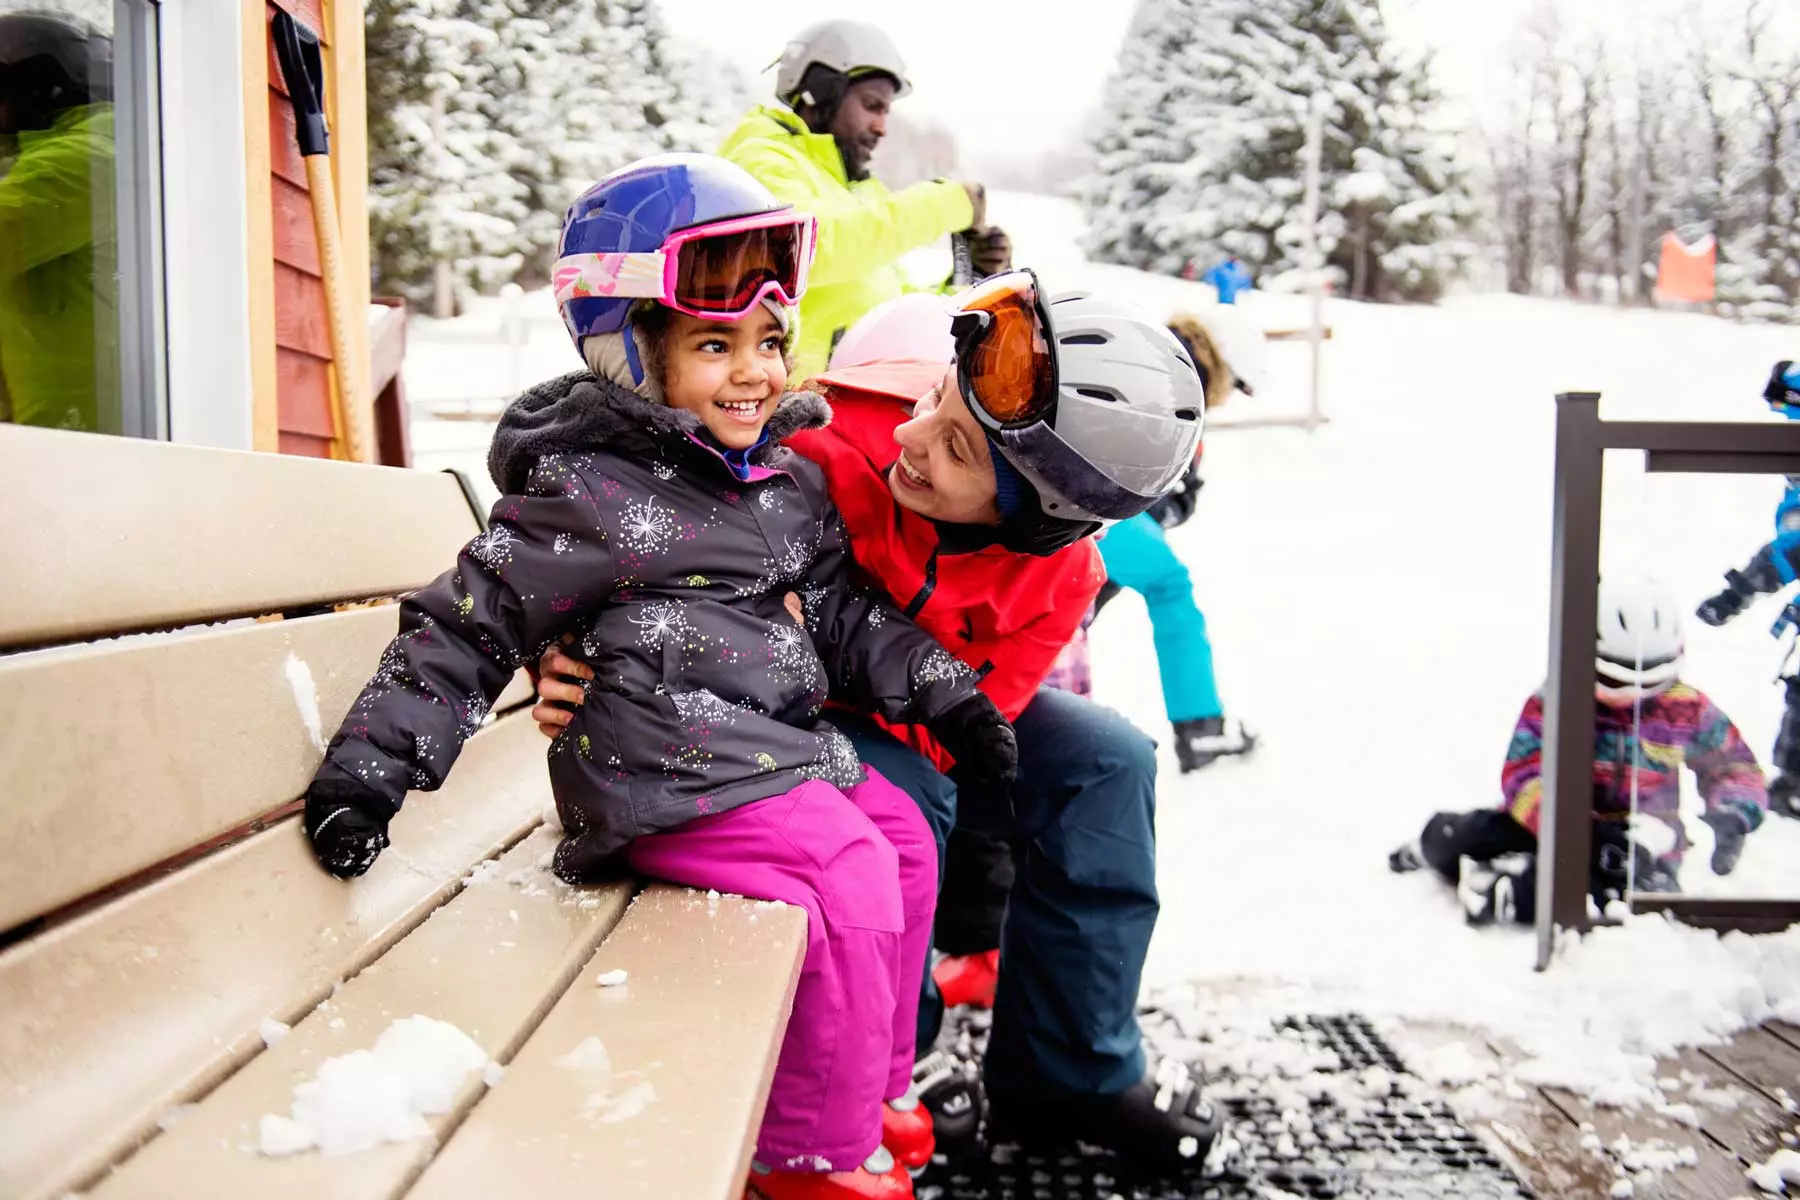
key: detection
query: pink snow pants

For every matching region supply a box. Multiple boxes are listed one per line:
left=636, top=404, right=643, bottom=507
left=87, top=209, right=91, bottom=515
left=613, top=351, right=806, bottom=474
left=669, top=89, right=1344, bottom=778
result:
left=624, top=768, right=937, bottom=1171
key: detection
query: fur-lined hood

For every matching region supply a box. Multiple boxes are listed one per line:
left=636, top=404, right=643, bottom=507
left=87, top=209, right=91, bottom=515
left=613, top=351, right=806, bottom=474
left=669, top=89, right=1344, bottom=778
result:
left=1165, top=312, right=1236, bottom=410
left=488, top=369, right=830, bottom=496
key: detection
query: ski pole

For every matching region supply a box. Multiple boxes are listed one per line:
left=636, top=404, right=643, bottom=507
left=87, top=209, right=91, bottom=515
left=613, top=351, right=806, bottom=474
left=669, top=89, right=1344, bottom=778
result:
left=950, top=232, right=975, bottom=288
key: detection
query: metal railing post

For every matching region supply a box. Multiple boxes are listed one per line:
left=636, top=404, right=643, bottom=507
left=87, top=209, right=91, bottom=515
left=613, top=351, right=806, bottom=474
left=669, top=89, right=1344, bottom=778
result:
left=1537, top=392, right=1606, bottom=970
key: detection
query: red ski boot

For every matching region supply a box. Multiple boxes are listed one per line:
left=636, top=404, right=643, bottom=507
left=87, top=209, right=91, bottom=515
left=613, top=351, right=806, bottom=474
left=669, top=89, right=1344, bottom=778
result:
left=932, top=949, right=999, bottom=1010
left=743, top=1147, right=913, bottom=1199
left=881, top=1093, right=936, bottom=1172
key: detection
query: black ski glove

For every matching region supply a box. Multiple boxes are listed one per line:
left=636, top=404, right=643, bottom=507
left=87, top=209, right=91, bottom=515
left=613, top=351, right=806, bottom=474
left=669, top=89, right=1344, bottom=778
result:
left=1149, top=461, right=1203, bottom=530
left=304, top=779, right=393, bottom=879
left=1697, top=557, right=1782, bottom=626
left=1702, top=810, right=1749, bottom=876
left=969, top=226, right=1013, bottom=277
left=1696, top=578, right=1753, bottom=627
left=928, top=693, right=1019, bottom=833
left=1766, top=360, right=1799, bottom=409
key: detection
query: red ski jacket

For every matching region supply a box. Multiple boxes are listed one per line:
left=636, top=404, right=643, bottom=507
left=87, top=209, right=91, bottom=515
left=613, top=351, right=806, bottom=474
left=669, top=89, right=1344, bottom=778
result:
left=788, top=358, right=1106, bottom=772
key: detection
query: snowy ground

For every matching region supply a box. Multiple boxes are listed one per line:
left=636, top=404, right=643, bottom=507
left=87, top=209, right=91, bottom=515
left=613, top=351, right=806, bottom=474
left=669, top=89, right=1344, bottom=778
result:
left=405, top=191, right=1800, bottom=1121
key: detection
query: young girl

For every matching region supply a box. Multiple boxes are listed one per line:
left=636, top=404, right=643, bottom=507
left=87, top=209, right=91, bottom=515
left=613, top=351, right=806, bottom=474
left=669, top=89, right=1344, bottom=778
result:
left=301, top=154, right=1017, bottom=1200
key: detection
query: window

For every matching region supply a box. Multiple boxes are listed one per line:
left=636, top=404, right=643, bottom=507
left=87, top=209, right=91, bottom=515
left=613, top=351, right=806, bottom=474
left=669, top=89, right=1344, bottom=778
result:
left=0, top=0, right=164, bottom=438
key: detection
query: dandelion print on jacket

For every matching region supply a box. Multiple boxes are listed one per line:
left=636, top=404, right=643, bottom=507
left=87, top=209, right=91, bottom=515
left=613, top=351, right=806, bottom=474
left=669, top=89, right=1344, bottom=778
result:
left=309, top=371, right=982, bottom=881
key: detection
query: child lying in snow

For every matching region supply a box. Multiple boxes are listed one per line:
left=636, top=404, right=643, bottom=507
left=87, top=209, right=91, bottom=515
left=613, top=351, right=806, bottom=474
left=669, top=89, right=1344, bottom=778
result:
left=1389, top=576, right=1767, bottom=924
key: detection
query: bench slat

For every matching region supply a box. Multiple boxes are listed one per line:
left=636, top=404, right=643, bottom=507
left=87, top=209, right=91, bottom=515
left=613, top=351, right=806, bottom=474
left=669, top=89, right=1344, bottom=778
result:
left=3, top=608, right=376, bottom=930
left=0, top=424, right=482, bottom=650
left=0, top=712, right=550, bottom=1200
left=0, top=609, right=539, bottom=932
left=407, top=886, right=805, bottom=1200
left=89, top=829, right=631, bottom=1200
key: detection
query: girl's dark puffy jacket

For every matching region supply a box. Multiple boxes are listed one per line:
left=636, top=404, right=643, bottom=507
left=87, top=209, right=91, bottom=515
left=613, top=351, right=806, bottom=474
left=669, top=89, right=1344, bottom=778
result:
left=308, top=371, right=981, bottom=880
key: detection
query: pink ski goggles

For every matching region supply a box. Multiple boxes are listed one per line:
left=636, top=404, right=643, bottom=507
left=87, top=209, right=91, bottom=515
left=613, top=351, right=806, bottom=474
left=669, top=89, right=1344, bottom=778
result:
left=553, top=209, right=818, bottom=322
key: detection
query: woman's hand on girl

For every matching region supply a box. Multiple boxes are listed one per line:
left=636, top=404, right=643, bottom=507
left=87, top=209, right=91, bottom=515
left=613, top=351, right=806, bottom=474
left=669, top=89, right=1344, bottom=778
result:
left=534, top=642, right=593, bottom=738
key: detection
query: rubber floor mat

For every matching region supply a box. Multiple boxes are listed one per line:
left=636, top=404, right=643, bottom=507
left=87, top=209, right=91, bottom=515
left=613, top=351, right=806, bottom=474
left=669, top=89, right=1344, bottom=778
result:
left=916, top=1009, right=1532, bottom=1200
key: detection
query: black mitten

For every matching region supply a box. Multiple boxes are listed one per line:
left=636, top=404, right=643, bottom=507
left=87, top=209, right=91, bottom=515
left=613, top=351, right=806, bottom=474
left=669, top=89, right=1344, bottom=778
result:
left=928, top=693, right=1019, bottom=832
left=304, top=779, right=393, bottom=879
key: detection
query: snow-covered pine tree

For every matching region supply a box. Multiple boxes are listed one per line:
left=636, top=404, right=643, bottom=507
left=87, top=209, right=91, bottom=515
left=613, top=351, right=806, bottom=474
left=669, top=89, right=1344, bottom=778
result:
left=1083, top=0, right=1200, bottom=273
left=366, top=0, right=524, bottom=306
left=487, top=0, right=739, bottom=284
left=1085, top=0, right=1474, bottom=302
left=367, top=0, right=752, bottom=301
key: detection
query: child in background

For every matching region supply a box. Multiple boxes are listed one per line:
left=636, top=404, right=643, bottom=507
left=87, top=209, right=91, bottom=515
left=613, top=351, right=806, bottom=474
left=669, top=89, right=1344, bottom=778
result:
left=300, top=155, right=1018, bottom=1200
left=1390, top=576, right=1767, bottom=924
left=1088, top=308, right=1263, bottom=772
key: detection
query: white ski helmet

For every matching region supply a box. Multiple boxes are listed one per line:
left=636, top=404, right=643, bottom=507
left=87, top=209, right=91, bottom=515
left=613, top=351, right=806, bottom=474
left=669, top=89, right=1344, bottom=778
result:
left=1594, top=576, right=1684, bottom=704
left=986, top=289, right=1206, bottom=546
left=773, top=19, right=912, bottom=105
left=829, top=292, right=955, bottom=369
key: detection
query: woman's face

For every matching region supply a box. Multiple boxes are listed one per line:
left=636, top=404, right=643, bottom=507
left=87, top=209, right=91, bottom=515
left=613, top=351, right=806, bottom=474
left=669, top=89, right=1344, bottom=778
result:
left=888, top=364, right=1003, bottom=526
left=658, top=308, right=788, bottom=451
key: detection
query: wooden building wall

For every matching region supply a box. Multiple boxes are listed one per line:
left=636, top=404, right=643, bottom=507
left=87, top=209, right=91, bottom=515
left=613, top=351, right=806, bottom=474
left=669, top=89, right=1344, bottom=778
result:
left=242, top=0, right=371, bottom=458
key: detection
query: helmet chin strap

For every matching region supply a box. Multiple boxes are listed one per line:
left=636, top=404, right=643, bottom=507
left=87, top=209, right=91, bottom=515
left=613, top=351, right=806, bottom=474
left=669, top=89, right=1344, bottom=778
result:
left=622, top=316, right=647, bottom=386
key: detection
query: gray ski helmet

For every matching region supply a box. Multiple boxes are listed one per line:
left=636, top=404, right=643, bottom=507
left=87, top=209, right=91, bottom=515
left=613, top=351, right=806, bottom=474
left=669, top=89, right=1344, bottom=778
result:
left=773, top=19, right=912, bottom=104
left=988, top=290, right=1205, bottom=528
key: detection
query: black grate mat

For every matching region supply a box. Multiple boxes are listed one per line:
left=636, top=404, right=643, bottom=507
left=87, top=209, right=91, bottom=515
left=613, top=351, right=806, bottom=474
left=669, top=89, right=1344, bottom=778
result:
left=915, top=1009, right=1533, bottom=1200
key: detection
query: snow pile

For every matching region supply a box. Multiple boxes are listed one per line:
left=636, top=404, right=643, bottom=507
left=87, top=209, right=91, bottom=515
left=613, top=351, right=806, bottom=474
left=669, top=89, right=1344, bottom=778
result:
left=1749, top=1147, right=1800, bottom=1193
left=1152, top=914, right=1800, bottom=1110
left=258, top=1016, right=492, bottom=1156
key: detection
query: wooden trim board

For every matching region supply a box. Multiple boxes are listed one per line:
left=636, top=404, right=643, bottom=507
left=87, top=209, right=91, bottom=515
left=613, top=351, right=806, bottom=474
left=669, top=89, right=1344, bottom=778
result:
left=242, top=0, right=279, bottom=454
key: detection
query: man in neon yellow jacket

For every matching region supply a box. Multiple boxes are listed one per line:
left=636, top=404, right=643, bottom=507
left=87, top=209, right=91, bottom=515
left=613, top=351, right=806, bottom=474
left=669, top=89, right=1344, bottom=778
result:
left=0, top=15, right=117, bottom=433
left=719, top=19, right=1011, bottom=379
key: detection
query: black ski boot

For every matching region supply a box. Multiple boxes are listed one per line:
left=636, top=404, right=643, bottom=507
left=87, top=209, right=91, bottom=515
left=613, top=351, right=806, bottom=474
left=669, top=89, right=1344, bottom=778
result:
left=1457, top=853, right=1533, bottom=925
left=912, top=1047, right=984, bottom=1155
left=1172, top=716, right=1256, bottom=774
left=1772, top=773, right=1800, bottom=820
left=987, top=1058, right=1225, bottom=1173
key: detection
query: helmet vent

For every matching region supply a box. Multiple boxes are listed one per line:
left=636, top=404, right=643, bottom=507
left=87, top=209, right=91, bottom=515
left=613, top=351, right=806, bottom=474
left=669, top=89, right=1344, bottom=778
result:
left=1061, top=333, right=1109, bottom=346
left=1174, top=408, right=1201, bottom=422
left=1075, top=387, right=1123, bottom=403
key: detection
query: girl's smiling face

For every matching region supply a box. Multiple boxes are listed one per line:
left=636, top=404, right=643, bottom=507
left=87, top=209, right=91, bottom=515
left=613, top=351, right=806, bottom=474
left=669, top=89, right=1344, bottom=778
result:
left=887, top=364, right=1004, bottom=526
left=657, top=307, right=788, bottom=451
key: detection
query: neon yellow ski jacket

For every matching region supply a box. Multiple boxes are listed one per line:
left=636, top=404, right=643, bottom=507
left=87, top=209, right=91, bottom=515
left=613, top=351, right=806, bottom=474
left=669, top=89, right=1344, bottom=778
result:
left=718, top=104, right=973, bottom=380
left=0, top=104, right=117, bottom=432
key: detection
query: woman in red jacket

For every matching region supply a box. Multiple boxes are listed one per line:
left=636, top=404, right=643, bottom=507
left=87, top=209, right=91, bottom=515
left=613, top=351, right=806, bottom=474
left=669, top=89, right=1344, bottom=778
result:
left=537, top=273, right=1222, bottom=1173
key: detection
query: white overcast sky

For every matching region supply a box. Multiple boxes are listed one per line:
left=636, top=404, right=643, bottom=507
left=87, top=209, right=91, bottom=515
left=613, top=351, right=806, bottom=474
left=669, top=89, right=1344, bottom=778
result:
left=662, top=0, right=1789, bottom=161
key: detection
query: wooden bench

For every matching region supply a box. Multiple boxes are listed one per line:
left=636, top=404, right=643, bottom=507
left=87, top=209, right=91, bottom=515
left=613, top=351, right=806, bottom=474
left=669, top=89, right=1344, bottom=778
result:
left=0, top=424, right=805, bottom=1200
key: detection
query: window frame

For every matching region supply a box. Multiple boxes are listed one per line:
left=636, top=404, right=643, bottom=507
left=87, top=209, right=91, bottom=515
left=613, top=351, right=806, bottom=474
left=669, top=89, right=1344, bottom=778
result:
left=155, top=0, right=254, bottom=450
left=112, top=0, right=166, bottom=440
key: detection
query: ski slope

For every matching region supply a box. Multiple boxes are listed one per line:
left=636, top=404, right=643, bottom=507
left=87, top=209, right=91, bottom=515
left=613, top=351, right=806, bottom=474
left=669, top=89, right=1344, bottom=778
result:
left=406, top=190, right=1800, bottom=1112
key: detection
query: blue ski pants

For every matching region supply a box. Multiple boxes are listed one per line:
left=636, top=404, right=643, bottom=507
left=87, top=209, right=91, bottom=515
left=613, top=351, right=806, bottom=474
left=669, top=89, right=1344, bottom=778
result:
left=837, top=687, right=1159, bottom=1095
